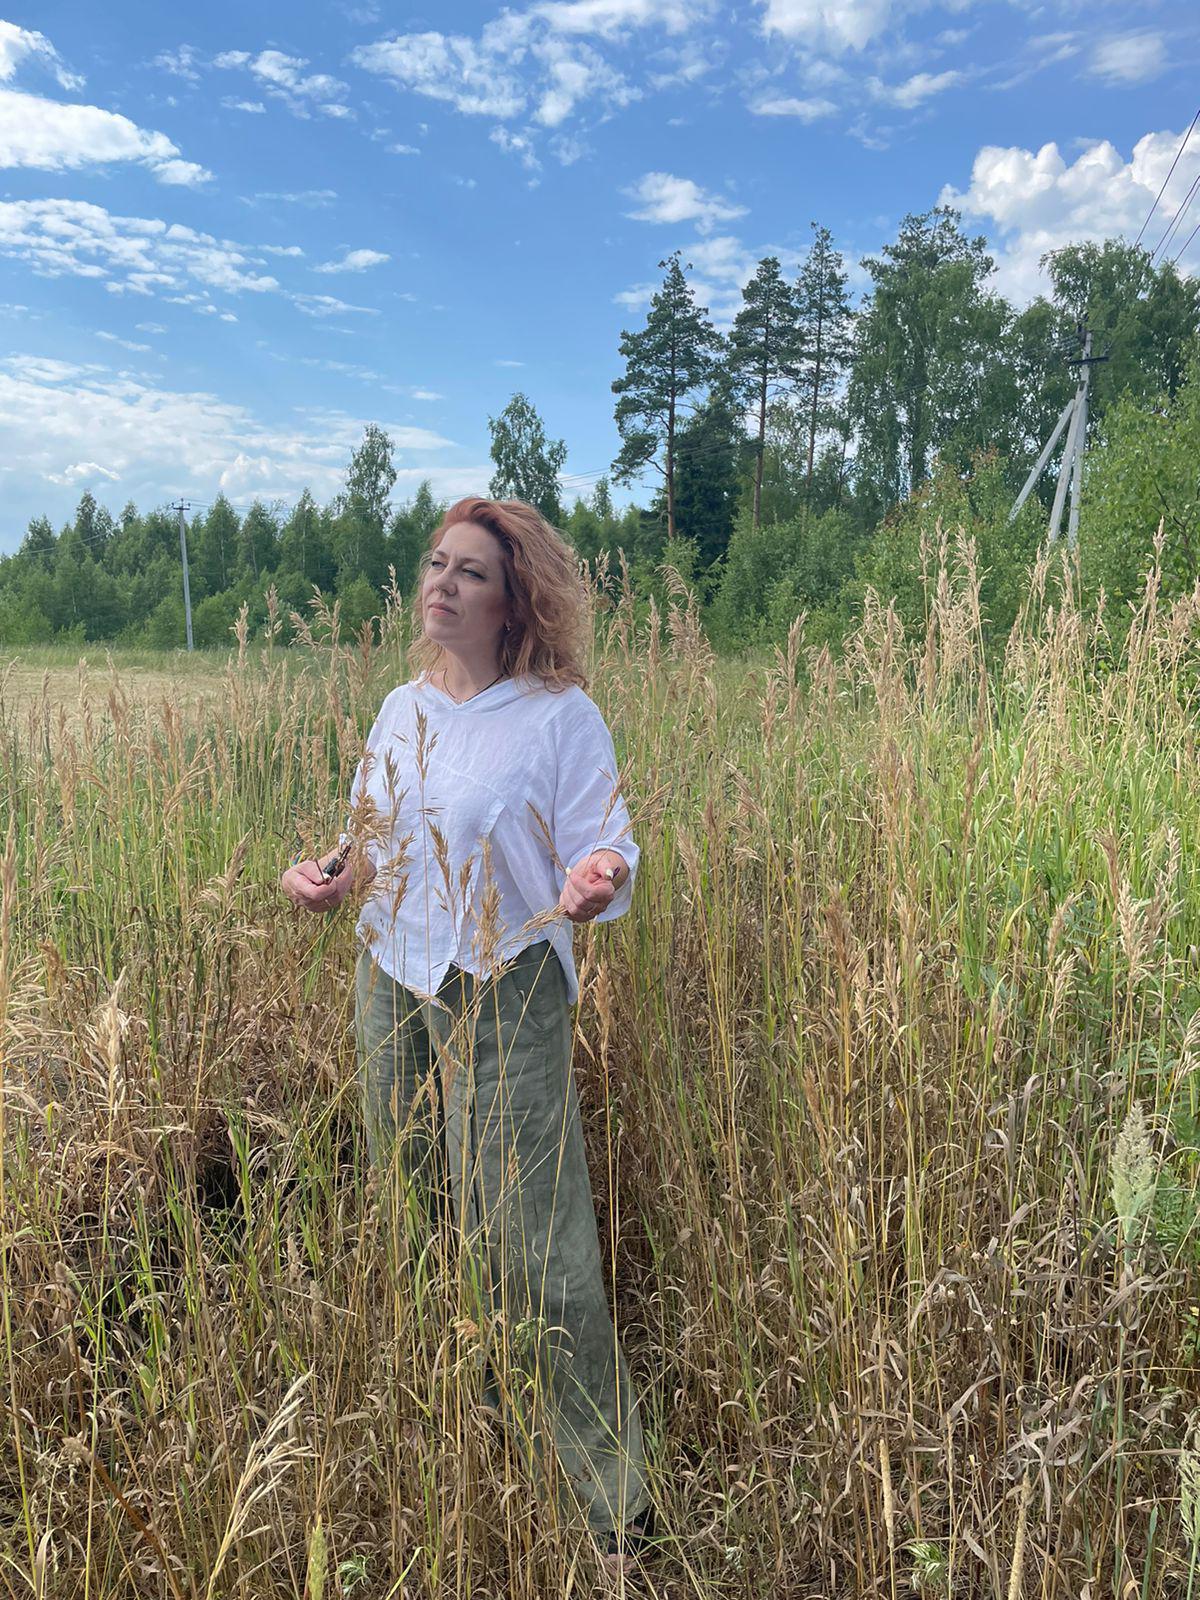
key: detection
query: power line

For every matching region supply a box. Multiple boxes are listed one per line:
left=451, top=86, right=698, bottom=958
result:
left=1172, top=213, right=1200, bottom=267
left=1134, top=108, right=1200, bottom=249
left=1151, top=168, right=1200, bottom=264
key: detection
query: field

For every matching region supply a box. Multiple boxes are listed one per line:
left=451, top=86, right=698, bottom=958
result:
left=3, top=541, right=1200, bottom=1598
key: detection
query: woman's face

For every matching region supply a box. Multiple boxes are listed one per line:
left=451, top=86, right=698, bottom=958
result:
left=421, top=520, right=512, bottom=648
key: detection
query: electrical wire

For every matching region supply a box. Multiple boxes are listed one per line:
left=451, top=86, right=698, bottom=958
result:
left=1172, top=213, right=1200, bottom=267
left=1134, top=107, right=1200, bottom=249
left=1151, top=168, right=1200, bottom=264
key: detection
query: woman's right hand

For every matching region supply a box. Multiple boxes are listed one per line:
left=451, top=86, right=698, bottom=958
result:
left=280, top=857, right=354, bottom=915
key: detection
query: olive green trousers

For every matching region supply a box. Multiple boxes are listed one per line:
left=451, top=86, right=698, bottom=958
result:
left=353, top=937, right=650, bottom=1536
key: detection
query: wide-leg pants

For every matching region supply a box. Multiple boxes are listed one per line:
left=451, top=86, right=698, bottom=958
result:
left=353, top=937, right=650, bottom=1536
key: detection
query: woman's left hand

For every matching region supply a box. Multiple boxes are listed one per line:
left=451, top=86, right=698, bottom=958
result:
left=558, top=853, right=624, bottom=923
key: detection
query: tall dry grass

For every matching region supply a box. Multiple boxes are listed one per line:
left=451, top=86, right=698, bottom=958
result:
left=3, top=536, right=1200, bottom=1597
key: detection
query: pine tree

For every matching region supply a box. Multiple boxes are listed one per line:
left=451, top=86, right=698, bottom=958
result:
left=652, top=373, right=747, bottom=568
left=728, top=256, right=802, bottom=529
left=795, top=224, right=854, bottom=501
left=487, top=393, right=567, bottom=523
left=611, top=250, right=722, bottom=541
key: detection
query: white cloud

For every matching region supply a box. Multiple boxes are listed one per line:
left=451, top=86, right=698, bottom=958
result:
left=0, top=353, right=460, bottom=530
left=135, top=321, right=167, bottom=333
left=0, top=88, right=211, bottom=184
left=491, top=125, right=543, bottom=171
left=352, top=10, right=647, bottom=147
left=751, top=94, right=837, bottom=120
left=161, top=294, right=240, bottom=322
left=153, top=45, right=201, bottom=82
left=756, top=0, right=894, bottom=53
left=533, top=0, right=714, bottom=36
left=623, top=171, right=747, bottom=233
left=681, top=245, right=754, bottom=324
left=868, top=69, right=963, bottom=108
left=215, top=47, right=349, bottom=118
left=351, top=31, right=527, bottom=118
left=154, top=157, right=212, bottom=186
left=494, top=358, right=525, bottom=366
left=0, top=199, right=283, bottom=300
left=292, top=293, right=380, bottom=316
left=989, top=32, right=1079, bottom=93
left=683, top=233, right=757, bottom=282
left=645, top=37, right=724, bottom=88
left=260, top=243, right=305, bottom=257
left=549, top=130, right=588, bottom=164
left=50, top=461, right=120, bottom=486
left=388, top=142, right=420, bottom=154
left=1087, top=32, right=1166, bottom=87
left=0, top=20, right=84, bottom=90
left=295, top=356, right=384, bottom=381
left=615, top=228, right=810, bottom=328
left=96, top=330, right=153, bottom=353
left=246, top=189, right=337, bottom=206
left=246, top=48, right=345, bottom=97
left=535, top=36, right=637, bottom=125
left=222, top=97, right=266, bottom=113
left=410, top=388, right=443, bottom=400
left=314, top=248, right=390, bottom=273
left=941, top=127, right=1200, bottom=301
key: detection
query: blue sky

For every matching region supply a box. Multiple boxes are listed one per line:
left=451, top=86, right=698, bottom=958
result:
left=1, top=0, right=1197, bottom=553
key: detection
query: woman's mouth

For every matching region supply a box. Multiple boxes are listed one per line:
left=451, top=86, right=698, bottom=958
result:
left=429, top=602, right=455, bottom=615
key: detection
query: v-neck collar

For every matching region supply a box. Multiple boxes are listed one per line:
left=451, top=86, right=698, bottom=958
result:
left=421, top=671, right=531, bottom=711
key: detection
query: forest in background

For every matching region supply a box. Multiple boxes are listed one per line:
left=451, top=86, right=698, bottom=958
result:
left=1, top=206, right=1197, bottom=659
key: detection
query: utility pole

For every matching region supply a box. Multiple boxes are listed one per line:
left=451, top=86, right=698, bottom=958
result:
left=173, top=499, right=194, bottom=652
left=1008, top=320, right=1108, bottom=548
left=1065, top=328, right=1097, bottom=552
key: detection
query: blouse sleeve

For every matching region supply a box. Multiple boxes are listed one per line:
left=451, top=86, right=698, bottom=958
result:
left=550, top=700, right=639, bottom=923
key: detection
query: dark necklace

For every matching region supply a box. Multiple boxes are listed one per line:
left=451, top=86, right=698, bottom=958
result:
left=438, top=667, right=507, bottom=705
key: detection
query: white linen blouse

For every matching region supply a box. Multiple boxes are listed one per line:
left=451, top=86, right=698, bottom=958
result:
left=339, top=670, right=639, bottom=1008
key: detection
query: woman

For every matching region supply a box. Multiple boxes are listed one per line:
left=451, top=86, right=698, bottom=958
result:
left=279, top=497, right=655, bottom=1575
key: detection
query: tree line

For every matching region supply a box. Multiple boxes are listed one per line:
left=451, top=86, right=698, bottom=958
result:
left=1, top=204, right=1197, bottom=655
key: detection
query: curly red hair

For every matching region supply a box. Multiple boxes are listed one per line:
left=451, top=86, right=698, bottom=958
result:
left=407, top=497, right=591, bottom=693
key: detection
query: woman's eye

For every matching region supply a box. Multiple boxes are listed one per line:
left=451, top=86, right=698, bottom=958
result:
left=431, top=560, right=481, bottom=578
